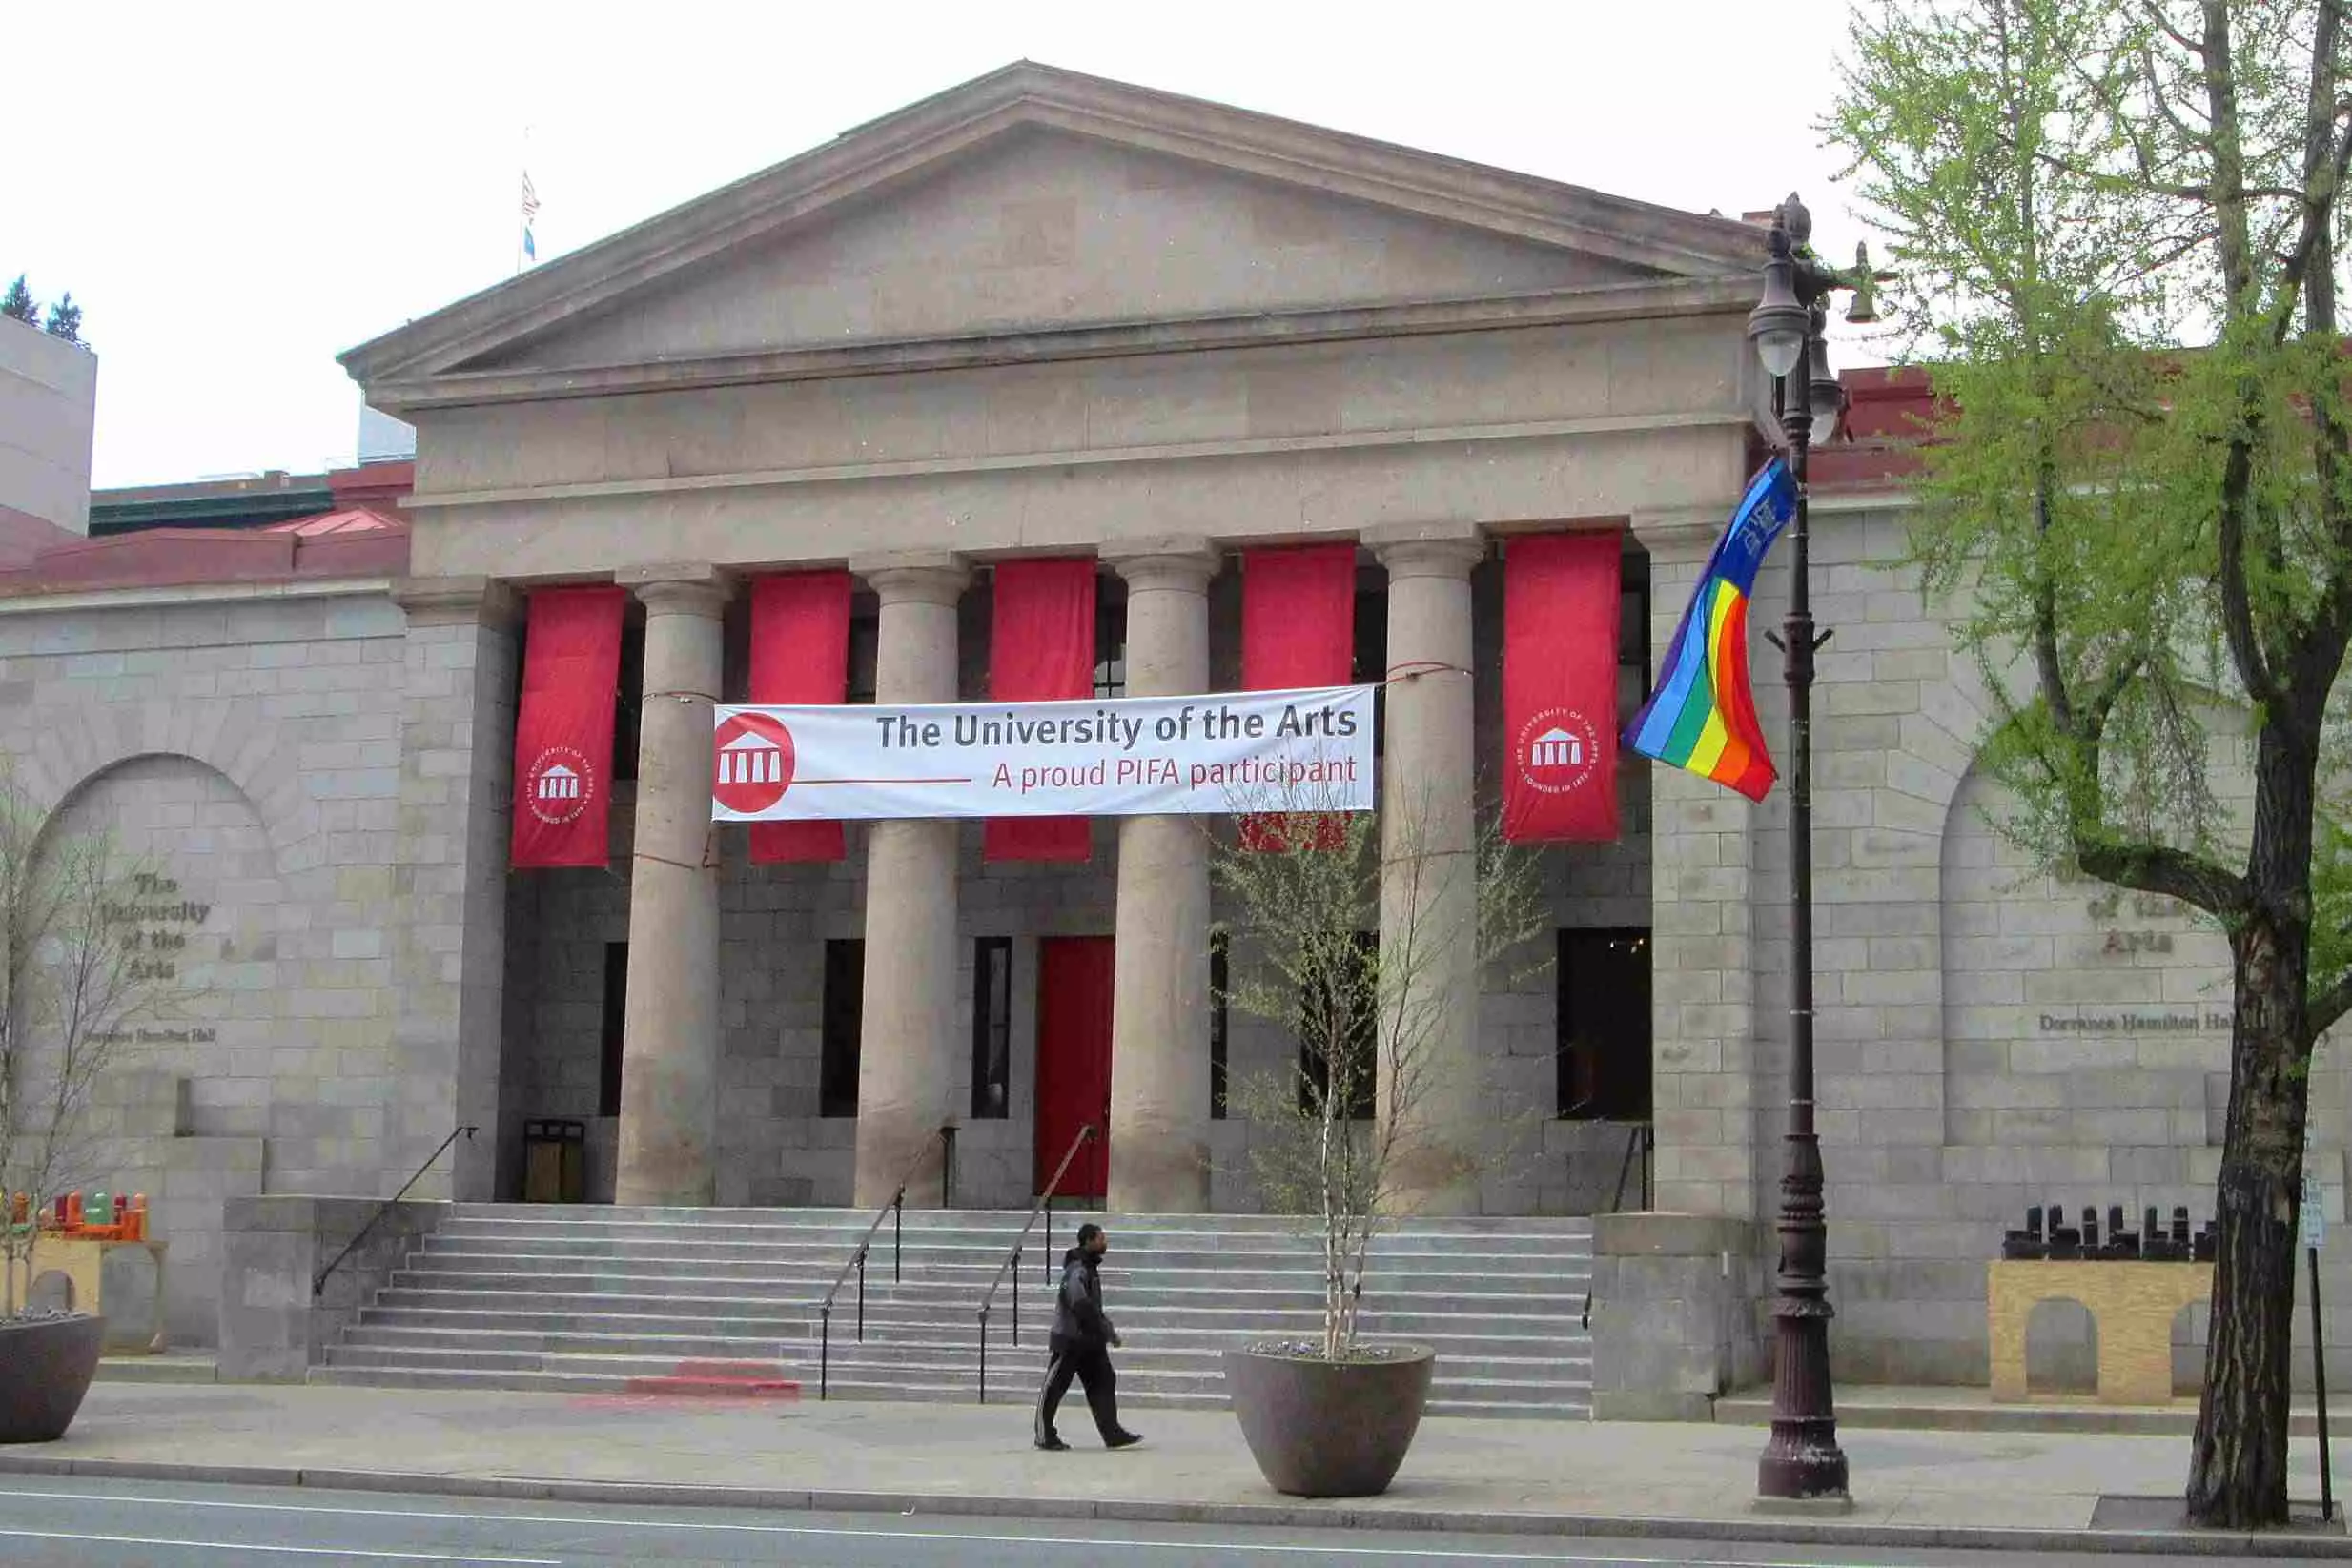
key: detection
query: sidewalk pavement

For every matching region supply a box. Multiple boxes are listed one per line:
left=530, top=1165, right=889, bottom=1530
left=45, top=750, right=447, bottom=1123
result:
left=1, top=1381, right=2346, bottom=1558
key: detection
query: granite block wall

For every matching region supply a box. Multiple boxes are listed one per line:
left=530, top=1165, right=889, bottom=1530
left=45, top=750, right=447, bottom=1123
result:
left=1650, top=496, right=2352, bottom=1393
left=0, top=584, right=417, bottom=1345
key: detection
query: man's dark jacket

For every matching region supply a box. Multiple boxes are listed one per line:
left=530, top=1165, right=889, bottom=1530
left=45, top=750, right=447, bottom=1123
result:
left=1051, top=1247, right=1113, bottom=1353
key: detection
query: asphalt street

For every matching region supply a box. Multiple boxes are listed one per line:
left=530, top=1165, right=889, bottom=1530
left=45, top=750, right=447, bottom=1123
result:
left=0, top=1477, right=2341, bottom=1568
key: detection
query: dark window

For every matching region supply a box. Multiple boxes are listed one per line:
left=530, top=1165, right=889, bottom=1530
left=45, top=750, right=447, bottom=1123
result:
left=1210, top=931, right=1229, bottom=1120
left=1351, top=587, right=1384, bottom=684
left=598, top=942, right=628, bottom=1118
left=846, top=615, right=879, bottom=704
left=1299, top=931, right=1377, bottom=1121
left=971, top=937, right=1012, bottom=1119
left=1558, top=928, right=1651, bottom=1120
left=1093, top=597, right=1128, bottom=699
left=1352, top=587, right=1385, bottom=755
left=720, top=598, right=750, bottom=705
left=1617, top=562, right=1651, bottom=729
left=613, top=621, right=645, bottom=782
left=822, top=939, right=865, bottom=1118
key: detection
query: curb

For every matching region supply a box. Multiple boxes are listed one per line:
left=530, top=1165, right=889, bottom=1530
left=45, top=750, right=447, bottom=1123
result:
left=0, top=1454, right=2345, bottom=1558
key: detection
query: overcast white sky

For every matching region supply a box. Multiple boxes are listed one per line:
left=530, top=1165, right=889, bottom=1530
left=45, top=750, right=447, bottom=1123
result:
left=3, top=0, right=1874, bottom=489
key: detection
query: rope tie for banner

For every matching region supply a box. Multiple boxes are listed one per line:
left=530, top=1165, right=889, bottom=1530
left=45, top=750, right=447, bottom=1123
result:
left=1381, top=660, right=1471, bottom=682
left=634, top=846, right=723, bottom=873
left=642, top=688, right=717, bottom=703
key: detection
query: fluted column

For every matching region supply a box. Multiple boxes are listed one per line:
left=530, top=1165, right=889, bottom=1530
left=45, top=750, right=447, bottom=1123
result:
left=1369, top=525, right=1485, bottom=1215
left=850, top=551, right=970, bottom=1209
left=1103, top=540, right=1221, bottom=1213
left=615, top=566, right=729, bottom=1207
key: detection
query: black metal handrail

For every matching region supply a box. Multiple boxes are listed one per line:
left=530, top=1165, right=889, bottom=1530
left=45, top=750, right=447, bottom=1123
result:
left=1581, top=1119, right=1654, bottom=1331
left=313, top=1124, right=476, bottom=1299
left=815, top=1127, right=951, bottom=1400
left=974, top=1123, right=1096, bottom=1405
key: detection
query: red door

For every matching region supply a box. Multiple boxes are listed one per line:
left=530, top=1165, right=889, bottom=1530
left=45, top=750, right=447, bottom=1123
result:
left=1035, top=936, right=1114, bottom=1199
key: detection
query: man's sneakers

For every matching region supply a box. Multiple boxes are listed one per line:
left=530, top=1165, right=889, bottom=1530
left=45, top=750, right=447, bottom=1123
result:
left=1034, top=1435, right=1071, bottom=1452
left=1106, top=1430, right=1144, bottom=1449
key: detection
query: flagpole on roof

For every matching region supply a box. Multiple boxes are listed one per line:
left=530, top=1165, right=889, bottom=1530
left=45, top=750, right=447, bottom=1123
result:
left=517, top=123, right=538, bottom=276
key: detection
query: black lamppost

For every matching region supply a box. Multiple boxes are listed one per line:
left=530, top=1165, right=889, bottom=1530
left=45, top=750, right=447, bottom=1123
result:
left=1746, top=192, right=1881, bottom=1504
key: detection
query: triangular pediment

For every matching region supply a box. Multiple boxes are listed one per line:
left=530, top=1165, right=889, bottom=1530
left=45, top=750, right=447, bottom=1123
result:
left=345, top=64, right=1764, bottom=405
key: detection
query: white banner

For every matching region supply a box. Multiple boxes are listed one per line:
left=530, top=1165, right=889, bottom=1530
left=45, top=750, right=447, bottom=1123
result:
left=710, top=685, right=1375, bottom=822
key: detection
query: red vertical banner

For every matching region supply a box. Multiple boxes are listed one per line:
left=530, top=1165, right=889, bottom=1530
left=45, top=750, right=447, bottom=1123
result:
left=511, top=585, right=627, bottom=869
left=1503, top=530, right=1622, bottom=843
left=747, top=571, right=853, bottom=864
left=1241, top=543, right=1356, bottom=846
left=983, top=559, right=1096, bottom=863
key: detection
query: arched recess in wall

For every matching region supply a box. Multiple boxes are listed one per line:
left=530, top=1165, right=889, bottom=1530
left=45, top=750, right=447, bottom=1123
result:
left=32, top=753, right=287, bottom=1137
left=16, top=698, right=325, bottom=881
left=1937, top=744, right=2238, bottom=1171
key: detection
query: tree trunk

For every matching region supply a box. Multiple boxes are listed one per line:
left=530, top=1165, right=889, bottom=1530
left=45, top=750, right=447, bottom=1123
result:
left=2186, top=907, right=2313, bottom=1526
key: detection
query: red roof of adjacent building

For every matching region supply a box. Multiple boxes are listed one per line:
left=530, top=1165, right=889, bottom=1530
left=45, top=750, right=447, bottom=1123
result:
left=0, top=464, right=412, bottom=599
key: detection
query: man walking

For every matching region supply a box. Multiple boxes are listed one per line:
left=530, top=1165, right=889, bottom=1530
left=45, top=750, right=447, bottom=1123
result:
left=1033, top=1222, right=1142, bottom=1451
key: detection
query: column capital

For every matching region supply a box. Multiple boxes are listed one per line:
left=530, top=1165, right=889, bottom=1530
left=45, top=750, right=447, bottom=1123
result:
left=1629, top=508, right=1728, bottom=559
left=1103, top=537, right=1221, bottom=595
left=393, top=576, right=520, bottom=630
left=852, top=550, right=971, bottom=608
left=621, top=562, right=731, bottom=619
left=1366, top=523, right=1486, bottom=580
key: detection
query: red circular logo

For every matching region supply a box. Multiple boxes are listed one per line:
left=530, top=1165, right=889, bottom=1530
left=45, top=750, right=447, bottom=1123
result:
left=1515, top=707, right=1600, bottom=796
left=524, top=745, right=596, bottom=826
left=713, top=713, right=796, bottom=814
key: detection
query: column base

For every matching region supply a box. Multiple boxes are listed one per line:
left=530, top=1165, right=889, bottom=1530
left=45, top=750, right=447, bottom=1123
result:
left=1107, top=1128, right=1210, bottom=1215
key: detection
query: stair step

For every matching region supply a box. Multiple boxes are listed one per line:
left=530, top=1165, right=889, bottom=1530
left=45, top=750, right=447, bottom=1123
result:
left=322, top=1203, right=1595, bottom=1422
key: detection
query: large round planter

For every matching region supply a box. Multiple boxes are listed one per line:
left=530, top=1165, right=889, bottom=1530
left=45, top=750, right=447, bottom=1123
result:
left=0, top=1314, right=105, bottom=1443
left=1222, top=1344, right=1434, bottom=1497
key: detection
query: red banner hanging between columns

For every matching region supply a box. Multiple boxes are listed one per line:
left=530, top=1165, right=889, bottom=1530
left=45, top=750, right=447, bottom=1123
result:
left=1240, top=543, right=1356, bottom=849
left=511, top=585, right=627, bottom=869
left=983, top=559, right=1096, bottom=863
left=1503, top=530, right=1622, bottom=844
left=747, top=571, right=853, bottom=864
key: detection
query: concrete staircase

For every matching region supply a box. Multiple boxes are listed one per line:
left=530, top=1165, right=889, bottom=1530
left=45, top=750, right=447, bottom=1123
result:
left=312, top=1205, right=1594, bottom=1419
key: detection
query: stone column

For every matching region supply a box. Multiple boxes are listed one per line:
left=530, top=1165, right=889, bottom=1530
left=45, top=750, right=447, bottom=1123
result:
left=614, top=566, right=729, bottom=1207
left=1369, top=525, right=1485, bottom=1215
left=1103, top=540, right=1221, bottom=1213
left=390, top=577, right=520, bottom=1202
left=850, top=552, right=970, bottom=1210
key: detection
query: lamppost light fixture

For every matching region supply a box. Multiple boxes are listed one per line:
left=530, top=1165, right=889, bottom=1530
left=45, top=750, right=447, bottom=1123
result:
left=1807, top=329, right=1845, bottom=443
left=1748, top=218, right=1809, bottom=379
left=1844, top=242, right=1882, bottom=327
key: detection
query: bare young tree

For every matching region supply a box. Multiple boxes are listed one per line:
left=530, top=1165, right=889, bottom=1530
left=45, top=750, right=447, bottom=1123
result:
left=1211, top=773, right=1548, bottom=1360
left=0, top=774, right=174, bottom=1319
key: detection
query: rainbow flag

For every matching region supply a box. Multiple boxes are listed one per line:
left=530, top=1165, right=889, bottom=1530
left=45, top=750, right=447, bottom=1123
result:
left=1625, top=459, right=1797, bottom=802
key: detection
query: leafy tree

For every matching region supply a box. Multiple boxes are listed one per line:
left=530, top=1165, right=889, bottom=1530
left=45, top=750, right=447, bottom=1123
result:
left=1833, top=0, right=2352, bottom=1527
left=0, top=276, right=35, bottom=326
left=41, top=293, right=80, bottom=346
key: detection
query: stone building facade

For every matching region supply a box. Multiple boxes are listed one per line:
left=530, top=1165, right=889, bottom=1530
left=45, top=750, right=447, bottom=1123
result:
left=11, top=64, right=2340, bottom=1394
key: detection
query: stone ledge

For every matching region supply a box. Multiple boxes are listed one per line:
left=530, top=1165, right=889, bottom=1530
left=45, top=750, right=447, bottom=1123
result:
left=1596, top=1212, right=1765, bottom=1258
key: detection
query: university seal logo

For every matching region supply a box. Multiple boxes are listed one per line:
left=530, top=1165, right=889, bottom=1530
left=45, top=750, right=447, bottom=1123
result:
left=523, top=744, right=596, bottom=826
left=1515, top=706, right=1600, bottom=797
left=712, top=712, right=796, bottom=815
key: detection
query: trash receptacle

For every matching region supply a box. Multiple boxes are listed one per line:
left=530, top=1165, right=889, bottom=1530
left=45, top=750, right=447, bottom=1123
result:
left=523, top=1119, right=586, bottom=1203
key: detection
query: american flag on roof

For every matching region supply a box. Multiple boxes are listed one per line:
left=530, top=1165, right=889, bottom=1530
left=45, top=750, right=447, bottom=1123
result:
left=521, top=171, right=541, bottom=263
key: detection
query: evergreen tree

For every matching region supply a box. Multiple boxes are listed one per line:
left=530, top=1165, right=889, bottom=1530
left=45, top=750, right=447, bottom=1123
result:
left=41, top=293, right=81, bottom=346
left=0, top=275, right=35, bottom=326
